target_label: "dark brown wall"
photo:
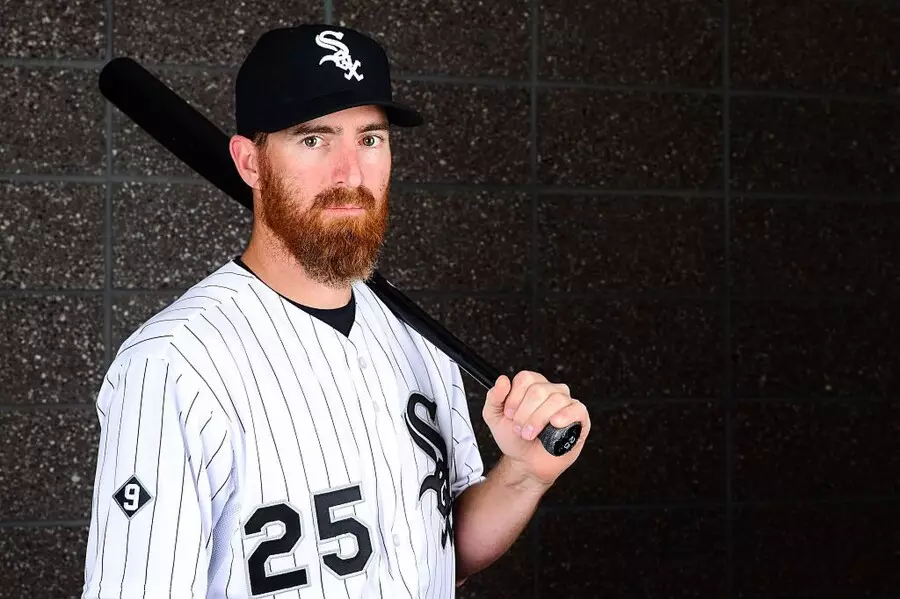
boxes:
[1,0,898,597]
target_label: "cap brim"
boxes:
[344,98,423,127]
[255,90,425,134]
[376,102,425,127]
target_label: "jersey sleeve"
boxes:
[447,363,486,499]
[81,353,235,599]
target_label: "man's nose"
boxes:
[331,143,363,188]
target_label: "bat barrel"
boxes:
[99,57,252,210]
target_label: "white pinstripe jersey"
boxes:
[81,259,486,599]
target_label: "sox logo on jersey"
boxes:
[405,392,453,548]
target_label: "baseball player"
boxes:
[82,24,590,599]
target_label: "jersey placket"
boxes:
[346,321,420,599]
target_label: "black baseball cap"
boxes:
[235,24,424,139]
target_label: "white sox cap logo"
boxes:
[315,30,364,81]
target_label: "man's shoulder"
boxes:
[113,260,255,365]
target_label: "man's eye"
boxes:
[302,136,321,148]
[362,135,382,147]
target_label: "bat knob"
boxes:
[537,421,582,456]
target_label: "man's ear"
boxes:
[229,134,261,190]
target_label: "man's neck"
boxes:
[240,237,353,310]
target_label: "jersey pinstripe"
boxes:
[81,259,486,599]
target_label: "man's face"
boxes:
[255,105,392,288]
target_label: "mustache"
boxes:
[312,186,378,210]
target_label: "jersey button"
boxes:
[358,356,368,369]
[392,533,402,546]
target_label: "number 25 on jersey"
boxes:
[242,483,373,596]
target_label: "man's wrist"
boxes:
[496,455,554,496]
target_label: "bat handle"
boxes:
[537,421,583,457]
[366,271,582,457]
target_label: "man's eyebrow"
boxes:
[288,122,390,137]
[289,124,338,136]
[358,122,390,134]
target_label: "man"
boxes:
[82,23,590,599]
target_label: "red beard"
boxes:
[257,152,389,288]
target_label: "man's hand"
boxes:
[483,370,591,488]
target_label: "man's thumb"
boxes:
[484,374,511,421]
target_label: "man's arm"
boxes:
[452,370,591,583]
[81,353,233,598]
[453,455,548,580]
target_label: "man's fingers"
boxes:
[502,371,547,416]
[549,400,590,435]
[518,392,573,440]
[508,382,570,424]
[484,371,578,439]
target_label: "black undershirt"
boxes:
[231,257,355,337]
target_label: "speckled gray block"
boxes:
[112,182,251,289]
[541,509,727,598]
[731,97,900,195]
[732,198,900,295]
[732,300,900,399]
[0,409,98,520]
[334,0,530,78]
[536,298,723,399]
[0,0,106,59]
[0,182,105,290]
[540,0,722,86]
[732,0,900,94]
[390,81,531,185]
[411,295,532,377]
[0,296,104,405]
[0,526,89,598]
[733,401,900,500]
[380,188,531,292]
[543,402,726,505]
[537,195,724,294]
[538,89,723,189]
[0,67,106,175]
[115,0,322,66]
[113,69,236,177]
[733,503,900,597]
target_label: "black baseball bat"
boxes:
[97,56,582,457]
